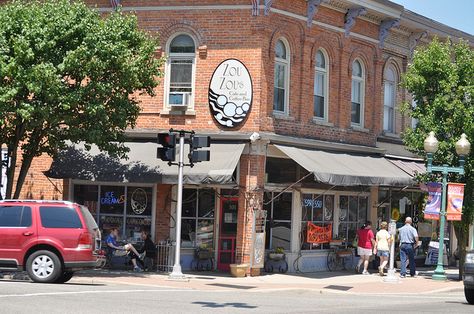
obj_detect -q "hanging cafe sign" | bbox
[208,59,253,128]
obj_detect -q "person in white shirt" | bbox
[374,221,392,276]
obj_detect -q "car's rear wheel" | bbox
[26,250,62,283]
[55,271,74,283]
[466,287,474,305]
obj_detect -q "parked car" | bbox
[0,200,104,283]
[465,249,474,304]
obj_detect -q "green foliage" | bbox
[0,0,163,198]
[401,38,474,274]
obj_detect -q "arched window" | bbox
[314,49,329,120]
[351,60,365,126]
[165,34,196,109]
[273,39,290,114]
[383,66,397,132]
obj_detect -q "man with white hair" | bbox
[398,217,419,278]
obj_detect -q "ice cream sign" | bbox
[209,59,252,128]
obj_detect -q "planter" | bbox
[268,253,285,261]
[230,264,248,277]
[250,267,261,277]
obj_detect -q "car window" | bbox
[39,206,82,228]
[79,205,98,231]
[0,206,32,227]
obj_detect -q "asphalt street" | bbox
[0,279,472,314]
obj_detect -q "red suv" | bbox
[0,200,104,283]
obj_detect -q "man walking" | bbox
[398,217,419,278]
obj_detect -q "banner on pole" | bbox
[446,183,465,221]
[424,182,442,220]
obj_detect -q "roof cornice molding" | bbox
[400,9,473,42]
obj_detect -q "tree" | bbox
[0,0,163,199]
[402,38,474,278]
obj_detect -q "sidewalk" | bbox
[71,267,464,295]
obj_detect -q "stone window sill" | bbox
[311,118,334,127]
[350,125,370,133]
[160,108,196,116]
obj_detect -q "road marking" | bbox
[0,289,195,298]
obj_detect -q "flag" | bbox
[424,182,442,220]
[264,0,272,16]
[446,183,465,221]
[252,0,260,16]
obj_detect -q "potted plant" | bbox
[268,247,285,261]
[230,264,248,277]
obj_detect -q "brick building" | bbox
[2,0,473,273]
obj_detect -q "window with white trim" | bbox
[314,50,328,120]
[273,39,290,114]
[165,34,196,109]
[383,66,397,132]
[351,60,365,126]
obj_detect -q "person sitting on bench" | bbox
[106,227,145,272]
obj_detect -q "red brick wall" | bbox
[236,153,265,270]
[155,184,172,242]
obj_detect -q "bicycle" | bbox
[327,244,354,271]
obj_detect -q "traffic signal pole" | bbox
[169,132,186,280]
[157,129,210,280]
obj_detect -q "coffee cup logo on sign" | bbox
[131,188,147,215]
[208,59,253,128]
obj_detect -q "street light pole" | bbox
[424,132,471,281]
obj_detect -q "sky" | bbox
[390,0,474,35]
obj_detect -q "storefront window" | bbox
[73,184,154,240]
[264,191,292,251]
[338,195,368,243]
[301,194,334,250]
[181,188,215,249]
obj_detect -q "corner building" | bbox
[10,0,474,273]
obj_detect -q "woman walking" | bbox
[356,221,375,275]
[374,221,391,276]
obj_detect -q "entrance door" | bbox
[217,197,238,271]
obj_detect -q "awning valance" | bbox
[46,142,245,185]
[274,145,414,186]
[386,158,425,177]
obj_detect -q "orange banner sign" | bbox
[446,183,465,221]
[306,222,332,244]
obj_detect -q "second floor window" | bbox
[351,60,365,126]
[166,34,196,108]
[274,39,290,114]
[314,50,328,120]
[383,66,397,133]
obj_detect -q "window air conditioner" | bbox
[169,92,190,109]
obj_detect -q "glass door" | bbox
[217,197,238,271]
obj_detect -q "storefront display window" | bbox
[73,184,154,240]
[338,195,368,244]
[264,191,292,250]
[181,188,215,249]
[301,193,334,250]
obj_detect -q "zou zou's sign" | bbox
[208,59,252,128]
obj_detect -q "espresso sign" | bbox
[209,59,252,128]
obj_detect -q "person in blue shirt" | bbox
[106,227,145,272]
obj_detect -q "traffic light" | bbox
[157,133,176,162]
[189,135,211,163]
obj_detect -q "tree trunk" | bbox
[5,143,19,199]
[5,124,25,199]
[454,224,468,280]
[13,153,35,199]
